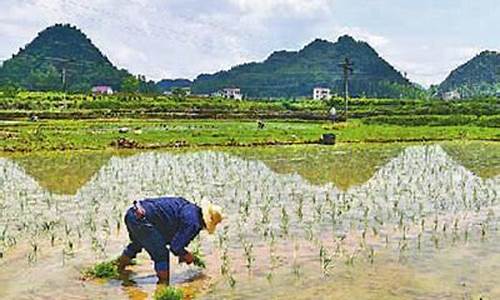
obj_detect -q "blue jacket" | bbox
[140,197,204,257]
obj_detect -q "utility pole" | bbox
[62,67,67,92]
[61,65,68,105]
[339,57,353,122]
[44,56,70,92]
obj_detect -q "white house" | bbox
[172,87,192,96]
[211,91,223,97]
[313,87,332,100]
[222,88,242,100]
[441,90,461,100]
[91,85,114,95]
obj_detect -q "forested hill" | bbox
[156,79,192,92]
[0,24,131,92]
[192,35,419,98]
[438,51,500,98]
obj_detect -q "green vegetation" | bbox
[330,121,498,142]
[192,35,422,98]
[153,286,184,300]
[0,119,326,151]
[363,114,499,127]
[0,24,131,92]
[0,24,427,99]
[1,92,498,120]
[0,119,498,152]
[0,91,497,153]
[83,260,119,279]
[0,91,305,117]
[156,79,192,93]
[438,50,500,98]
[192,248,207,269]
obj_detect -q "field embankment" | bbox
[0,92,498,152]
[0,119,498,152]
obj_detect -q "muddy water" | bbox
[0,142,499,299]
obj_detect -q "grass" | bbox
[0,119,326,151]
[329,121,499,142]
[153,286,184,300]
[0,118,498,152]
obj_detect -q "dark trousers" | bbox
[122,207,169,272]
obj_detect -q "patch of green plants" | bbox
[153,286,184,300]
[1,92,498,121]
[82,259,119,279]
[362,114,500,127]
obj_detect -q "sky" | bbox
[0,0,498,87]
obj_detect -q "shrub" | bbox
[476,115,500,128]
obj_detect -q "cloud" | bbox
[227,0,332,15]
[0,0,340,80]
[0,0,496,86]
[331,26,390,48]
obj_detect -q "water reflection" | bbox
[229,143,405,190]
[0,144,499,299]
[4,142,498,196]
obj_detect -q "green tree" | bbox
[121,75,140,93]
[0,24,131,92]
[172,87,188,97]
[0,82,21,98]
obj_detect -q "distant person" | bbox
[257,120,266,129]
[329,106,337,122]
[117,197,223,284]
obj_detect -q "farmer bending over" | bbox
[117,197,223,284]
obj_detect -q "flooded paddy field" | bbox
[0,142,499,299]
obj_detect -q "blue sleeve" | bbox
[170,208,202,256]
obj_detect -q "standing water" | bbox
[0,142,498,299]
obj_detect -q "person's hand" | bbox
[181,251,194,265]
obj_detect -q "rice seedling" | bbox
[27,240,38,264]
[368,247,375,264]
[82,260,119,280]
[0,143,499,298]
[243,241,254,272]
[153,286,183,300]
[280,205,289,237]
[319,244,333,276]
[192,247,206,269]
